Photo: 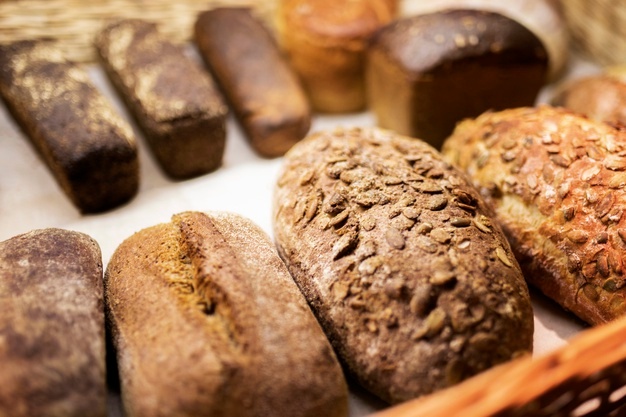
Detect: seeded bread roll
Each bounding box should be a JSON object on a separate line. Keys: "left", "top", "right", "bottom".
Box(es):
{"left": 0, "top": 228, "right": 106, "bottom": 417}
{"left": 105, "top": 211, "right": 348, "bottom": 417}
{"left": 366, "top": 9, "right": 548, "bottom": 149}
{"left": 0, "top": 40, "right": 139, "bottom": 213}
{"left": 443, "top": 106, "right": 626, "bottom": 326}
{"left": 276, "top": 0, "right": 394, "bottom": 113}
{"left": 95, "top": 19, "right": 228, "bottom": 179}
{"left": 194, "top": 7, "right": 310, "bottom": 158}
{"left": 273, "top": 127, "right": 533, "bottom": 404}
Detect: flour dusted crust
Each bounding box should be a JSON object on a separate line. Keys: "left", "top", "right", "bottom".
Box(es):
{"left": 273, "top": 127, "right": 533, "bottom": 404}
{"left": 443, "top": 106, "right": 626, "bottom": 325}
{"left": 0, "top": 229, "right": 105, "bottom": 417}
{"left": 105, "top": 211, "right": 347, "bottom": 417}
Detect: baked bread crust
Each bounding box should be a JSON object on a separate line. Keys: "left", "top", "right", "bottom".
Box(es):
{"left": 443, "top": 106, "right": 626, "bottom": 325}
{"left": 0, "top": 40, "right": 139, "bottom": 213}
{"left": 273, "top": 127, "right": 533, "bottom": 404}
{"left": 276, "top": 0, "right": 393, "bottom": 113}
{"left": 95, "top": 19, "right": 228, "bottom": 179}
{"left": 105, "top": 211, "right": 348, "bottom": 417}
{"left": 0, "top": 228, "right": 106, "bottom": 417}
{"left": 194, "top": 7, "right": 310, "bottom": 158}
{"left": 366, "top": 9, "right": 548, "bottom": 149}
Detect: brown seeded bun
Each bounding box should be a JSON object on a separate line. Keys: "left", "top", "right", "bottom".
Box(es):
{"left": 105, "top": 211, "right": 348, "bottom": 417}
{"left": 443, "top": 106, "right": 626, "bottom": 326}
{"left": 276, "top": 0, "right": 394, "bottom": 113}
{"left": 273, "top": 127, "right": 533, "bottom": 404}
{"left": 366, "top": 9, "right": 548, "bottom": 149}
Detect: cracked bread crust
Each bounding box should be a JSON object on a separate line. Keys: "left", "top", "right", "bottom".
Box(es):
{"left": 273, "top": 127, "right": 533, "bottom": 404}
{"left": 105, "top": 211, "right": 348, "bottom": 417}
{"left": 443, "top": 106, "right": 626, "bottom": 325}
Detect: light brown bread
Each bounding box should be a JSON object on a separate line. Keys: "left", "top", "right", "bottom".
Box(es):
{"left": 105, "top": 211, "right": 348, "bottom": 417}
{"left": 366, "top": 9, "right": 548, "bottom": 149}
{"left": 0, "top": 40, "right": 139, "bottom": 213}
{"left": 276, "top": 0, "right": 394, "bottom": 113}
{"left": 443, "top": 106, "right": 626, "bottom": 325}
{"left": 194, "top": 7, "right": 310, "bottom": 157}
{"left": 273, "top": 127, "right": 533, "bottom": 404}
{"left": 95, "top": 19, "right": 228, "bottom": 179}
{"left": 0, "top": 228, "right": 106, "bottom": 417}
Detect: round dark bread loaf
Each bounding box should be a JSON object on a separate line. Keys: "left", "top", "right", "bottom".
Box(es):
{"left": 105, "top": 211, "right": 348, "bottom": 417}
{"left": 443, "top": 106, "right": 626, "bottom": 326}
{"left": 273, "top": 127, "right": 533, "bottom": 404}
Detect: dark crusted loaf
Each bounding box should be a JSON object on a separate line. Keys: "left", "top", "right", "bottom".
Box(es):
{"left": 273, "top": 127, "right": 533, "bottom": 404}
{"left": 105, "top": 211, "right": 348, "bottom": 417}
{"left": 443, "top": 106, "right": 626, "bottom": 326}
{"left": 0, "top": 228, "right": 106, "bottom": 417}
{"left": 95, "top": 19, "right": 228, "bottom": 179}
{"left": 0, "top": 39, "right": 139, "bottom": 213}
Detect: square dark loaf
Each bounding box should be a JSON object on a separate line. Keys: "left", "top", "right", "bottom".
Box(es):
{"left": 95, "top": 19, "right": 228, "bottom": 179}
{"left": 0, "top": 39, "right": 139, "bottom": 213}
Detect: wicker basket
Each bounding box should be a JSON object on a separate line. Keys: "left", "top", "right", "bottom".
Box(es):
{"left": 561, "top": 0, "right": 626, "bottom": 65}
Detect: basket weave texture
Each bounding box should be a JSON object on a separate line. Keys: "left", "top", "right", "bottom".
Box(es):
{"left": 561, "top": 0, "right": 626, "bottom": 65}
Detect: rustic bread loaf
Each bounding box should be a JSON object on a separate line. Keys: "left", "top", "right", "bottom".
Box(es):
{"left": 95, "top": 19, "right": 228, "bottom": 179}
{"left": 366, "top": 9, "right": 548, "bottom": 149}
{"left": 443, "top": 106, "right": 626, "bottom": 326}
{"left": 0, "top": 40, "right": 139, "bottom": 213}
{"left": 0, "top": 228, "right": 106, "bottom": 417}
{"left": 105, "top": 211, "right": 348, "bottom": 417}
{"left": 276, "top": 0, "right": 394, "bottom": 113}
{"left": 552, "top": 71, "right": 626, "bottom": 126}
{"left": 273, "top": 127, "right": 533, "bottom": 404}
{"left": 194, "top": 7, "right": 310, "bottom": 158}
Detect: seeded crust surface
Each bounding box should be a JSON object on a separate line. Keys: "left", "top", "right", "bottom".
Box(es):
{"left": 443, "top": 106, "right": 626, "bottom": 325}
{"left": 0, "top": 229, "right": 106, "bottom": 417}
{"left": 273, "top": 127, "right": 533, "bottom": 404}
{"left": 105, "top": 211, "right": 348, "bottom": 417}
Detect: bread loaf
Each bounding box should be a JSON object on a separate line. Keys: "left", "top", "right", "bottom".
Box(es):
{"left": 194, "top": 7, "right": 310, "bottom": 158}
{"left": 276, "top": 0, "right": 394, "bottom": 113}
{"left": 105, "top": 211, "right": 348, "bottom": 417}
{"left": 0, "top": 40, "right": 139, "bottom": 213}
{"left": 95, "top": 19, "right": 228, "bottom": 179}
{"left": 443, "top": 106, "right": 626, "bottom": 325}
{"left": 273, "top": 127, "right": 533, "bottom": 404}
{"left": 0, "top": 228, "right": 106, "bottom": 417}
{"left": 366, "top": 9, "right": 548, "bottom": 149}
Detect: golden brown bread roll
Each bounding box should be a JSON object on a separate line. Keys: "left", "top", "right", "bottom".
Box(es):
{"left": 0, "top": 39, "right": 139, "bottom": 213}
{"left": 443, "top": 106, "right": 626, "bottom": 325}
{"left": 366, "top": 9, "right": 548, "bottom": 149}
{"left": 95, "top": 19, "right": 228, "bottom": 179}
{"left": 0, "top": 228, "right": 106, "bottom": 417}
{"left": 276, "top": 0, "right": 394, "bottom": 113}
{"left": 105, "top": 211, "right": 348, "bottom": 417}
{"left": 273, "top": 127, "right": 533, "bottom": 404}
{"left": 194, "top": 7, "right": 310, "bottom": 158}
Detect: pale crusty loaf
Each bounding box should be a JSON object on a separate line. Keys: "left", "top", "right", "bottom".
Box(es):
{"left": 273, "top": 127, "right": 533, "bottom": 404}
{"left": 0, "top": 40, "right": 139, "bottom": 213}
{"left": 0, "top": 228, "right": 106, "bottom": 417}
{"left": 105, "top": 211, "right": 348, "bottom": 417}
{"left": 443, "top": 106, "right": 626, "bottom": 325}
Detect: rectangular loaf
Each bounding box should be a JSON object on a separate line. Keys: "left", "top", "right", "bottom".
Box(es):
{"left": 95, "top": 19, "right": 228, "bottom": 179}
{"left": 0, "top": 39, "right": 139, "bottom": 213}
{"left": 0, "top": 228, "right": 106, "bottom": 417}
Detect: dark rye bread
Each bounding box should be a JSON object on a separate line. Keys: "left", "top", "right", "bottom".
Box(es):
{"left": 194, "top": 7, "right": 311, "bottom": 158}
{"left": 0, "top": 40, "right": 139, "bottom": 213}
{"left": 443, "top": 106, "right": 626, "bottom": 325}
{"left": 366, "top": 9, "right": 548, "bottom": 149}
{"left": 273, "top": 127, "right": 533, "bottom": 404}
{"left": 95, "top": 19, "right": 228, "bottom": 179}
{"left": 105, "top": 211, "right": 348, "bottom": 417}
{"left": 0, "top": 228, "right": 106, "bottom": 417}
